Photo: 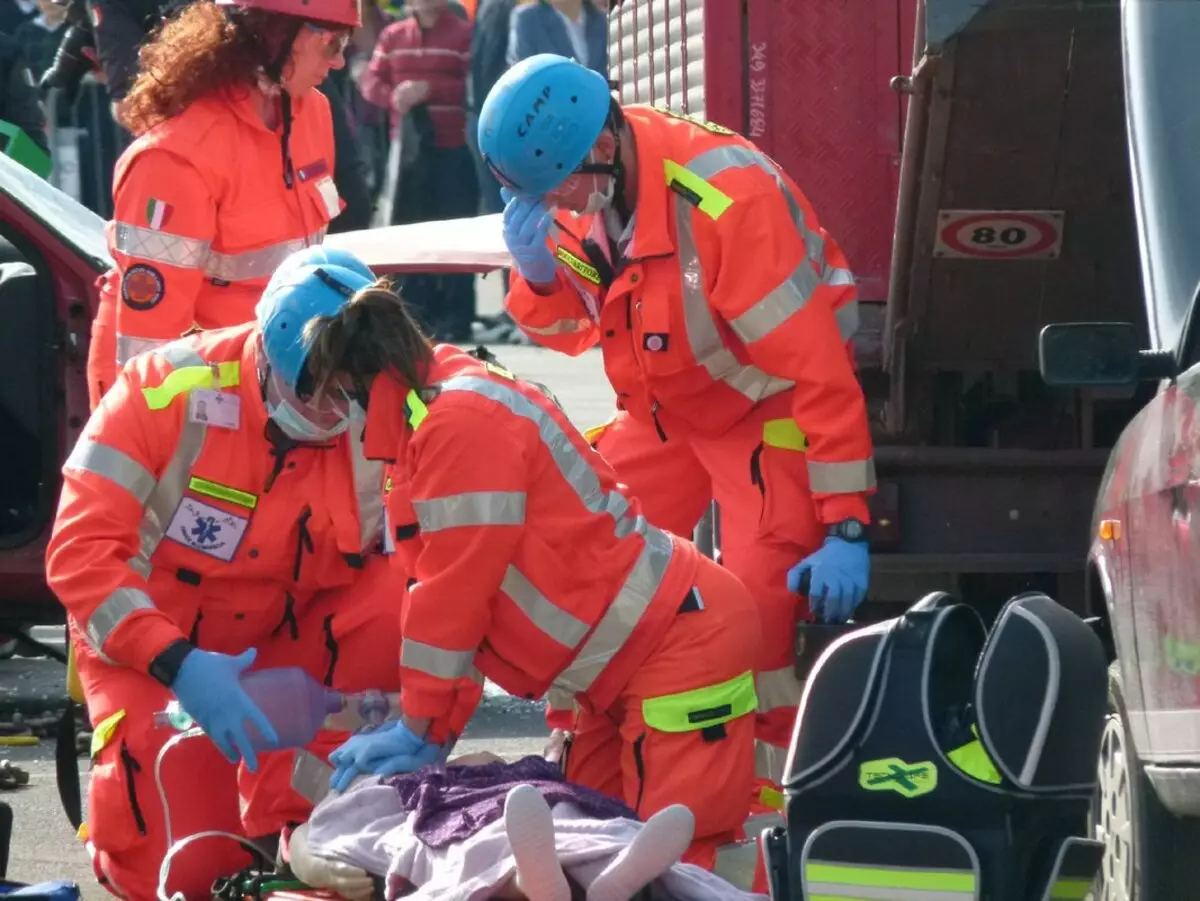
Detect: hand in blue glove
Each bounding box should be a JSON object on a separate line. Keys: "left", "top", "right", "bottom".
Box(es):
{"left": 328, "top": 720, "right": 441, "bottom": 793}
{"left": 170, "top": 647, "right": 278, "bottom": 772}
{"left": 500, "top": 187, "right": 557, "bottom": 284}
{"left": 788, "top": 537, "right": 870, "bottom": 624}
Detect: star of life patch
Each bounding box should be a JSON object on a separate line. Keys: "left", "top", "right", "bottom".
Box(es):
{"left": 164, "top": 497, "right": 250, "bottom": 562}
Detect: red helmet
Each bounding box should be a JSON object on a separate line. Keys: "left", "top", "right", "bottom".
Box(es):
{"left": 215, "top": 0, "right": 361, "bottom": 28}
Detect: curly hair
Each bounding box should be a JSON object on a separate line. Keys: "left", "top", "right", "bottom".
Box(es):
{"left": 117, "top": 1, "right": 301, "bottom": 135}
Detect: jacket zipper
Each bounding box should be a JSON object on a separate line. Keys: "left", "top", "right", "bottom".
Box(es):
{"left": 119, "top": 742, "right": 148, "bottom": 836}
{"left": 750, "top": 442, "right": 767, "bottom": 523}
{"left": 631, "top": 733, "right": 648, "bottom": 814}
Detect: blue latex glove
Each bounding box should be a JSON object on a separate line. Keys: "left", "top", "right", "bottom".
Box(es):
{"left": 500, "top": 187, "right": 557, "bottom": 284}
{"left": 327, "top": 720, "right": 442, "bottom": 793}
{"left": 788, "top": 537, "right": 870, "bottom": 624}
{"left": 170, "top": 647, "right": 278, "bottom": 772}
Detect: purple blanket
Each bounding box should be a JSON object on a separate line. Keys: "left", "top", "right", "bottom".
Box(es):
{"left": 386, "top": 755, "right": 636, "bottom": 848}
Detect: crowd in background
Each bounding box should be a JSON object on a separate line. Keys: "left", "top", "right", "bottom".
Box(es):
{"left": 0, "top": 0, "right": 610, "bottom": 341}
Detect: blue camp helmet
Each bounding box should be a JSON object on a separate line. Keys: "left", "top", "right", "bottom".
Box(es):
{"left": 256, "top": 258, "right": 374, "bottom": 395}
{"left": 270, "top": 244, "right": 376, "bottom": 292}
{"left": 477, "top": 53, "right": 614, "bottom": 197}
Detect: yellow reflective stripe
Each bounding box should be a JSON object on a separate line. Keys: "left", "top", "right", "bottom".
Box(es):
{"left": 406, "top": 389, "right": 429, "bottom": 430}
{"left": 187, "top": 476, "right": 258, "bottom": 510}
{"left": 91, "top": 709, "right": 126, "bottom": 757}
{"left": 757, "top": 785, "right": 784, "bottom": 811}
{"left": 1050, "top": 878, "right": 1092, "bottom": 900}
{"left": 663, "top": 159, "right": 734, "bottom": 220}
{"left": 805, "top": 862, "right": 976, "bottom": 892}
{"left": 583, "top": 416, "right": 616, "bottom": 445}
{"left": 141, "top": 361, "right": 240, "bottom": 411}
{"left": 946, "top": 735, "right": 1002, "bottom": 785}
{"left": 483, "top": 361, "right": 516, "bottom": 380}
{"left": 763, "top": 418, "right": 808, "bottom": 452}
{"left": 642, "top": 670, "right": 757, "bottom": 733}
{"left": 554, "top": 247, "right": 601, "bottom": 284}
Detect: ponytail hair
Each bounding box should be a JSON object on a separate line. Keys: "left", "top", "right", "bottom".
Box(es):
{"left": 302, "top": 278, "right": 433, "bottom": 400}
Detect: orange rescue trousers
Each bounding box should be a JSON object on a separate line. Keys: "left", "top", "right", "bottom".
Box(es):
{"left": 76, "top": 559, "right": 401, "bottom": 901}
{"left": 589, "top": 392, "right": 820, "bottom": 808}
{"left": 564, "top": 554, "right": 762, "bottom": 869}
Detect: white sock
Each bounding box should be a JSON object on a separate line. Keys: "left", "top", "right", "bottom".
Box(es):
{"left": 586, "top": 805, "right": 695, "bottom": 901}
{"left": 505, "top": 784, "right": 570, "bottom": 901}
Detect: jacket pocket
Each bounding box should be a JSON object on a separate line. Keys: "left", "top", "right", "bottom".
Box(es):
{"left": 87, "top": 723, "right": 149, "bottom": 854}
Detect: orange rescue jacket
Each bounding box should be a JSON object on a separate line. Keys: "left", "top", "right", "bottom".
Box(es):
{"left": 365, "top": 346, "right": 700, "bottom": 724}
{"left": 99, "top": 88, "right": 340, "bottom": 388}
{"left": 47, "top": 323, "right": 388, "bottom": 675}
{"left": 505, "top": 106, "right": 875, "bottom": 524}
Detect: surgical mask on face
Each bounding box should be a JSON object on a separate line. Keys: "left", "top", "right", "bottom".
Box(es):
{"left": 580, "top": 171, "right": 615, "bottom": 216}
{"left": 269, "top": 398, "right": 350, "bottom": 442}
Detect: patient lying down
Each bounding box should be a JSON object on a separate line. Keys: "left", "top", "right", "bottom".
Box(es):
{"left": 285, "top": 753, "right": 763, "bottom": 901}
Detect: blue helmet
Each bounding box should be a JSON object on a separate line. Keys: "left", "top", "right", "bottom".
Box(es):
{"left": 271, "top": 244, "right": 375, "bottom": 286}
{"left": 256, "top": 258, "right": 374, "bottom": 394}
{"left": 477, "top": 53, "right": 613, "bottom": 197}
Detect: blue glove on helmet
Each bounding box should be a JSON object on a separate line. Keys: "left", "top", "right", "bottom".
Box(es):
{"left": 788, "top": 537, "right": 870, "bottom": 624}
{"left": 170, "top": 647, "right": 279, "bottom": 772}
{"left": 500, "top": 188, "right": 557, "bottom": 284}
{"left": 328, "top": 720, "right": 444, "bottom": 793}
{"left": 478, "top": 54, "right": 613, "bottom": 198}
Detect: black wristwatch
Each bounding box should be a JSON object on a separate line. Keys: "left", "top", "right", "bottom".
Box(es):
{"left": 827, "top": 518, "right": 869, "bottom": 543}
{"left": 148, "top": 639, "right": 194, "bottom": 688}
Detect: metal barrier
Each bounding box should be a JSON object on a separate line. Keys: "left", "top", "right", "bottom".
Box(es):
{"left": 43, "top": 78, "right": 130, "bottom": 218}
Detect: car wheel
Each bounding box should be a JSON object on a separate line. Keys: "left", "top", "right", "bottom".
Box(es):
{"left": 1094, "top": 662, "right": 1200, "bottom": 899}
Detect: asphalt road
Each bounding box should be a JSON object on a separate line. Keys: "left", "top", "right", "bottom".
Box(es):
{"left": 0, "top": 334, "right": 616, "bottom": 896}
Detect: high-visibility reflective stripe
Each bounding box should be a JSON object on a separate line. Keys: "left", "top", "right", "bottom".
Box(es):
{"left": 400, "top": 637, "right": 475, "bottom": 679}
{"left": 946, "top": 735, "right": 1002, "bottom": 785}
{"left": 641, "top": 670, "right": 757, "bottom": 732}
{"left": 756, "top": 666, "right": 803, "bottom": 712}
{"left": 554, "top": 247, "right": 602, "bottom": 284}
{"left": 432, "top": 376, "right": 674, "bottom": 698}
{"left": 116, "top": 334, "right": 170, "bottom": 367}
{"left": 805, "top": 862, "right": 977, "bottom": 900}
{"left": 141, "top": 361, "right": 240, "bottom": 410}
{"left": 762, "top": 419, "right": 808, "bottom": 452}
{"left": 1048, "top": 878, "right": 1092, "bottom": 900}
{"left": 756, "top": 740, "right": 787, "bottom": 784}
{"left": 674, "top": 199, "right": 794, "bottom": 405}
{"left": 187, "top": 476, "right": 257, "bottom": 509}
{"left": 501, "top": 566, "right": 591, "bottom": 648}
{"left": 85, "top": 586, "right": 154, "bottom": 653}
{"left": 414, "top": 491, "right": 527, "bottom": 531}
{"left": 807, "top": 458, "right": 876, "bottom": 494}
{"left": 113, "top": 225, "right": 325, "bottom": 283}
{"left": 679, "top": 144, "right": 859, "bottom": 343}
{"left": 729, "top": 260, "right": 821, "bottom": 344}
{"left": 113, "top": 223, "right": 211, "bottom": 269}
{"left": 205, "top": 230, "right": 326, "bottom": 283}
{"left": 64, "top": 439, "right": 156, "bottom": 505}
{"left": 663, "top": 159, "right": 735, "bottom": 220}
{"left": 521, "top": 318, "right": 590, "bottom": 336}
{"left": 348, "top": 425, "right": 386, "bottom": 552}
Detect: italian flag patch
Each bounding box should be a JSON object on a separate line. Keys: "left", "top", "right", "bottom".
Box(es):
{"left": 145, "top": 198, "right": 172, "bottom": 230}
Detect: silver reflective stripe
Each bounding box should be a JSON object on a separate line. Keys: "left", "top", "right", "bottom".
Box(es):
{"left": 756, "top": 740, "right": 787, "bottom": 784}
{"left": 113, "top": 222, "right": 211, "bottom": 269}
{"left": 64, "top": 438, "right": 156, "bottom": 505}
{"left": 349, "top": 426, "right": 386, "bottom": 552}
{"left": 435, "top": 376, "right": 674, "bottom": 695}
{"left": 728, "top": 260, "right": 820, "bottom": 345}
{"left": 205, "top": 229, "right": 325, "bottom": 283}
{"left": 401, "top": 637, "right": 475, "bottom": 679}
{"left": 500, "top": 565, "right": 590, "bottom": 648}
{"left": 116, "top": 334, "right": 171, "bottom": 367}
{"left": 756, "top": 665, "right": 803, "bottom": 713}
{"left": 414, "top": 491, "right": 527, "bottom": 531}
{"left": 807, "top": 457, "right": 877, "bottom": 494}
{"left": 85, "top": 586, "right": 154, "bottom": 651}
{"left": 678, "top": 144, "right": 859, "bottom": 342}
{"left": 675, "top": 200, "right": 795, "bottom": 404}
{"left": 522, "top": 319, "right": 588, "bottom": 336}
{"left": 127, "top": 342, "right": 212, "bottom": 580}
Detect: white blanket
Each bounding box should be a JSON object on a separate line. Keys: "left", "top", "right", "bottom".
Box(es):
{"left": 305, "top": 778, "right": 764, "bottom": 901}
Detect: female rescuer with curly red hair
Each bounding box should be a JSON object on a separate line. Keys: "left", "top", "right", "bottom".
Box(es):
{"left": 86, "top": 0, "right": 360, "bottom": 410}
{"left": 264, "top": 260, "right": 765, "bottom": 873}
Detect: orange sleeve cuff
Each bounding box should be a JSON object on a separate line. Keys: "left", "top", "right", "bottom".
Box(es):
{"left": 400, "top": 681, "right": 458, "bottom": 723}
{"left": 817, "top": 493, "right": 872, "bottom": 526}
{"left": 106, "top": 611, "right": 189, "bottom": 674}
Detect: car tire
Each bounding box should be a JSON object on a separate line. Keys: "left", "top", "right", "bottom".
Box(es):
{"left": 1095, "top": 662, "right": 1200, "bottom": 900}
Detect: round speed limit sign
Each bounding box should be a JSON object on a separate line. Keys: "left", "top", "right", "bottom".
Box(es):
{"left": 934, "top": 210, "right": 1064, "bottom": 260}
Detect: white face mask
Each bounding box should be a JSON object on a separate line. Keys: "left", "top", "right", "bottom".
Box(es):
{"left": 269, "top": 398, "right": 350, "bottom": 442}
{"left": 580, "top": 170, "right": 616, "bottom": 216}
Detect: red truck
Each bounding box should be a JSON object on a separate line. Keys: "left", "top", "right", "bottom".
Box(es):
{"left": 609, "top": 0, "right": 1148, "bottom": 617}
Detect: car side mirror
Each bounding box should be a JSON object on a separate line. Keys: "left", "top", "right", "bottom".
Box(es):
{"left": 1039, "top": 322, "right": 1175, "bottom": 388}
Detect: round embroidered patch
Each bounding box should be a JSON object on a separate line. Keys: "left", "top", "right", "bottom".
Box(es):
{"left": 645, "top": 334, "right": 665, "bottom": 352}
{"left": 121, "top": 264, "right": 166, "bottom": 311}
